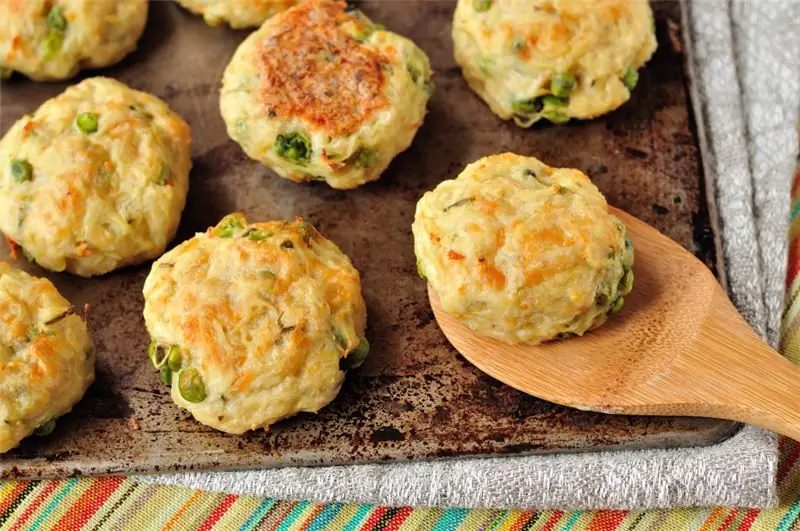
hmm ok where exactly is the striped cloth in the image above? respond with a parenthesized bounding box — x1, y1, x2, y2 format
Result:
(0, 168, 798, 530)
(782, 159, 800, 364)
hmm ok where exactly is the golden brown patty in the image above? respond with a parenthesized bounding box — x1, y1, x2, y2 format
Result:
(175, 0, 299, 29)
(220, 0, 433, 189)
(143, 213, 368, 434)
(452, 0, 657, 126)
(0, 77, 192, 277)
(0, 0, 148, 81)
(413, 153, 634, 344)
(0, 262, 94, 453)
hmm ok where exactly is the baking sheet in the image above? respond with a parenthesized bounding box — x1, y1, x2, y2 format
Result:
(0, 0, 737, 478)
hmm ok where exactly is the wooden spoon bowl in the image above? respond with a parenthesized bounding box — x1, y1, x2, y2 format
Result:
(429, 207, 800, 440)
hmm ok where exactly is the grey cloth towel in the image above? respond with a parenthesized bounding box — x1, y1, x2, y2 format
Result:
(140, 0, 800, 509)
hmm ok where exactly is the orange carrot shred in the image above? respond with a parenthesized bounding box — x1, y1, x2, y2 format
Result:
(5, 237, 19, 260)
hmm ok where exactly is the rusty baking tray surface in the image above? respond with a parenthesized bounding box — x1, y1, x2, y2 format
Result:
(0, 0, 737, 478)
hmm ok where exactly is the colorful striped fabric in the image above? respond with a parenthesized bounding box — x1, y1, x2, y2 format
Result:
(781, 159, 800, 364)
(2, 466, 800, 531)
(0, 172, 799, 530)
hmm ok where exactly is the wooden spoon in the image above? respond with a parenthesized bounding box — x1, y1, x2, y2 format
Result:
(429, 207, 800, 440)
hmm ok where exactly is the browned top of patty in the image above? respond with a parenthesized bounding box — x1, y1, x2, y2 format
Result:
(257, 0, 390, 137)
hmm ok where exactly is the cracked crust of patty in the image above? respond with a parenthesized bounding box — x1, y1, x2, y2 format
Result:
(258, 0, 389, 137)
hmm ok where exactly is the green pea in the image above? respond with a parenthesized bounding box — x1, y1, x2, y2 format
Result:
(155, 164, 170, 185)
(511, 97, 544, 114)
(541, 95, 568, 108)
(274, 132, 311, 165)
(299, 222, 317, 244)
(147, 340, 156, 365)
(539, 94, 570, 124)
(0, 66, 12, 80)
(41, 30, 64, 60)
(345, 337, 370, 369)
(550, 73, 576, 98)
(622, 67, 639, 90)
(167, 345, 182, 372)
(478, 57, 494, 76)
(10, 159, 32, 182)
(148, 340, 167, 369)
(247, 229, 273, 241)
(178, 368, 207, 403)
(333, 329, 348, 350)
(34, 419, 56, 436)
(610, 297, 625, 314)
(406, 62, 421, 84)
(619, 270, 634, 295)
(75, 112, 98, 134)
(160, 365, 173, 386)
(215, 216, 243, 238)
(473, 0, 492, 11)
(622, 237, 634, 269)
(47, 4, 68, 31)
(352, 148, 377, 168)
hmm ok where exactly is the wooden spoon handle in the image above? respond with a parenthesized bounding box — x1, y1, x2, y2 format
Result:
(608, 285, 800, 441)
(697, 350, 800, 441)
(658, 290, 800, 441)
